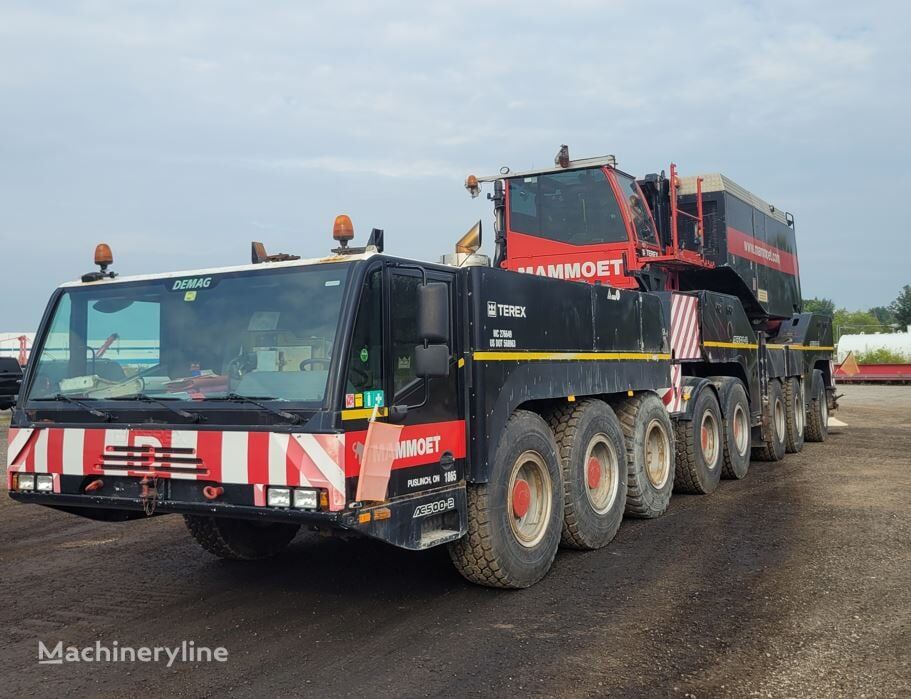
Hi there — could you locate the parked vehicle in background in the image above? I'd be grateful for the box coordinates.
[0,358,22,410]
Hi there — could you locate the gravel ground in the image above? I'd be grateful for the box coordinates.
[0,385,908,698]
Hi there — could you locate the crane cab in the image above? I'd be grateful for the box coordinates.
[495,158,660,289]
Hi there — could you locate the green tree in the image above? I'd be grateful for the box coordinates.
[803,297,835,315]
[856,347,909,364]
[889,285,911,329]
[869,306,896,325]
[834,309,885,339]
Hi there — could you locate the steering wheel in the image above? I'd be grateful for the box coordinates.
[347,365,370,387]
[299,357,332,371]
[226,352,257,380]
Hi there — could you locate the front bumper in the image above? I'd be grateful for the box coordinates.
[9,476,467,551]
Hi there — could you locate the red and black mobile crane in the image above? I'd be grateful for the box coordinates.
[7,146,836,588]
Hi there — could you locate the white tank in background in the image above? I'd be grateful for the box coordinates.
[836,328,911,362]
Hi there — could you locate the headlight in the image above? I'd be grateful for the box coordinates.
[36,475,54,492]
[16,474,36,491]
[293,488,318,510]
[266,487,291,508]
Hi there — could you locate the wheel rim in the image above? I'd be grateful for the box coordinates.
[732,403,749,456]
[774,395,786,441]
[507,450,553,548]
[821,389,828,426]
[794,383,805,436]
[584,434,620,514]
[644,419,671,489]
[700,410,720,470]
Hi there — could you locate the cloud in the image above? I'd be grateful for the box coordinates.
[0,0,908,328]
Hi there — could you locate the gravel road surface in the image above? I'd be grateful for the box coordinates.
[1,385,908,697]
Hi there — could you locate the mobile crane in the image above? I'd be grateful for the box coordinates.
[7,147,836,588]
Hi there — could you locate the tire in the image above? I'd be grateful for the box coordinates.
[614,392,675,518]
[184,515,299,560]
[448,410,563,588]
[753,379,786,462]
[717,380,751,480]
[784,376,805,453]
[549,399,627,550]
[805,369,829,442]
[673,388,723,494]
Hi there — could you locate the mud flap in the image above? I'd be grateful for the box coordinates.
[349,485,467,551]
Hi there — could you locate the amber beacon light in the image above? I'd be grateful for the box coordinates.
[333,215,355,247]
[94,243,114,270]
[82,242,118,282]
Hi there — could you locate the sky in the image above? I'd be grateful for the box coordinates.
[1,0,909,330]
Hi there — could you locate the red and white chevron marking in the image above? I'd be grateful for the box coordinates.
[6,427,347,511]
[669,294,701,360]
[661,294,701,412]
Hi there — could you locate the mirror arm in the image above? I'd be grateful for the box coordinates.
[390,381,430,422]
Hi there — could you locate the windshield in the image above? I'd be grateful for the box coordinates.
[26,264,350,404]
[507,168,629,245]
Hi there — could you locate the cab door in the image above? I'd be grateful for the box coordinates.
[382,267,463,498]
[340,263,464,502]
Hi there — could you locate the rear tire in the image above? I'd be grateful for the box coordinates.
[805,369,829,442]
[448,410,563,588]
[673,389,723,494]
[717,381,751,479]
[753,379,786,462]
[614,392,675,518]
[184,516,299,560]
[549,399,627,550]
[784,377,805,453]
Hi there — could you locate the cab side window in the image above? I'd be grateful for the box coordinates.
[614,171,658,245]
[345,269,383,395]
[390,272,422,397]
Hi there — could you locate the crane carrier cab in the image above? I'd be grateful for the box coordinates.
[8,149,837,588]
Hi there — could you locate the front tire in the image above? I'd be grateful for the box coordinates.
[449,410,563,588]
[184,516,299,560]
[614,392,675,518]
[549,399,627,550]
[673,388,723,494]
[753,379,786,462]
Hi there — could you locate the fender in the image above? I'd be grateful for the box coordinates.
[675,376,719,422]
[703,375,752,420]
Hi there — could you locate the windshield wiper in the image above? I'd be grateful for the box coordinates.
[32,394,112,420]
[207,393,301,424]
[109,393,205,423]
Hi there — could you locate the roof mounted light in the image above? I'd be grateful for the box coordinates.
[82,242,118,283]
[94,243,113,270]
[333,214,355,247]
[465,174,480,198]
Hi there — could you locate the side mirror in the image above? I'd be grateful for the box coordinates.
[414,344,449,378]
[417,283,449,344]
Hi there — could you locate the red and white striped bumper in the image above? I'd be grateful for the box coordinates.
[7,427,347,511]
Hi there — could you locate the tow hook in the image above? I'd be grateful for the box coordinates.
[202,485,224,501]
[139,476,162,516]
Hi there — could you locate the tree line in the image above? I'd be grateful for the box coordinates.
[803,284,910,363]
